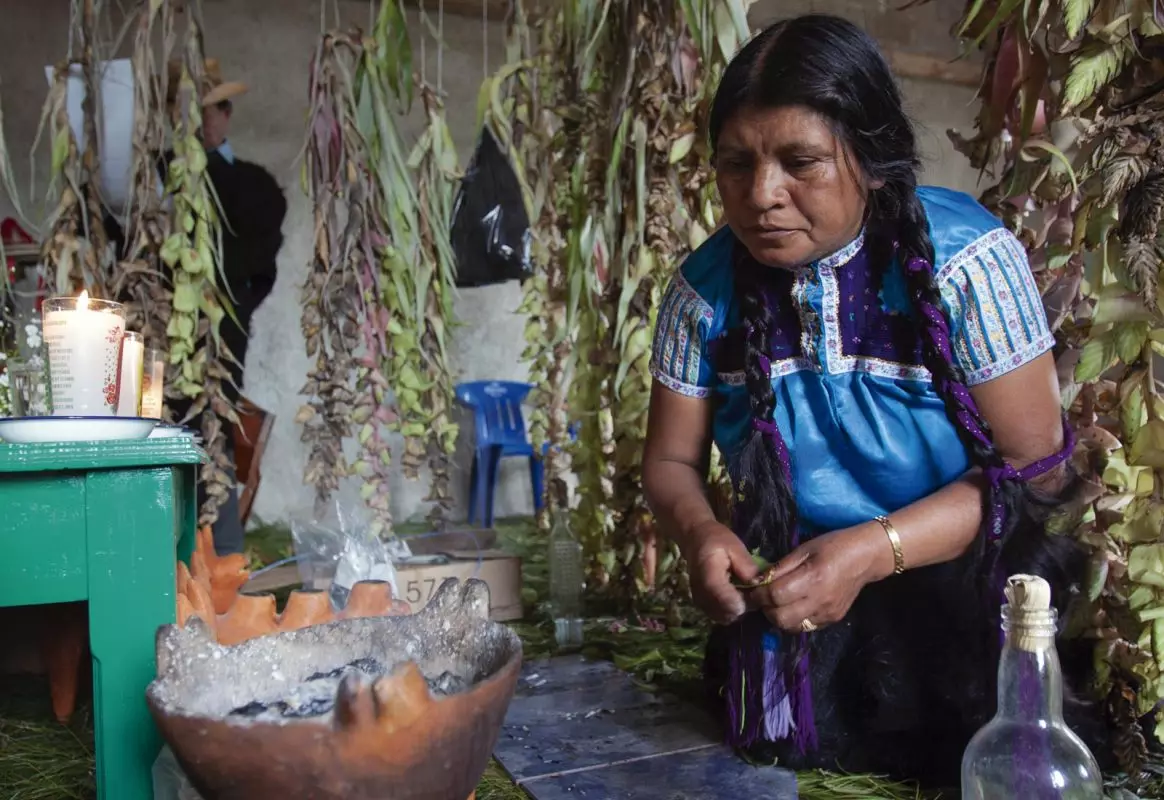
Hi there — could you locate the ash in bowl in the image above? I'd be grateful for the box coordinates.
[227,656,471,723]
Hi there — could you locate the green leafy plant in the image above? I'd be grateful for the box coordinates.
[361,0,460,529]
[160,2,237,526]
[489,0,746,608]
[113,0,177,366]
[300,1,459,533]
[941,0,1164,773]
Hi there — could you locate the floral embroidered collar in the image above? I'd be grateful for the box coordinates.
[809,228,865,271]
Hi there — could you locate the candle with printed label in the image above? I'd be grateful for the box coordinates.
[42,291,126,417]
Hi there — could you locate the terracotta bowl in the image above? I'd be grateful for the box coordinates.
[147,578,522,800]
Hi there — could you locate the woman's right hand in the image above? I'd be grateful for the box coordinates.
[681,521,760,625]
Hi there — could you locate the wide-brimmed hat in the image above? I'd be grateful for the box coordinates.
[166,58,247,108]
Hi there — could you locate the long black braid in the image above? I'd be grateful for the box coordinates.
[736,271,798,556]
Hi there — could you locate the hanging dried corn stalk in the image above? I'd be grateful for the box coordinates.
[407,83,461,527]
[300,30,371,510]
[483,4,576,528]
[37,0,111,295]
[937,0,1164,767]
[491,0,749,608]
[160,0,236,526]
[300,1,460,533]
[113,0,174,355]
[359,0,460,531]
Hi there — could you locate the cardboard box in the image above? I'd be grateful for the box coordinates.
[395,550,523,621]
[245,550,523,622]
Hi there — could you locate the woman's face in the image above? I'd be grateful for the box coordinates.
[715,105,872,269]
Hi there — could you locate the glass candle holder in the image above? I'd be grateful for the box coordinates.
[117,331,145,417]
[7,360,49,417]
[42,292,126,417]
[140,346,167,420]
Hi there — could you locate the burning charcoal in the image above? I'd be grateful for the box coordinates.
[230,701,272,718]
[427,671,468,696]
[279,695,336,718]
[305,657,386,683]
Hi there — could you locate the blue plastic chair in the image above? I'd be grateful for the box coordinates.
[456,381,542,527]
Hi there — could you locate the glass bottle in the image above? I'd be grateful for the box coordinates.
[547,479,584,649]
[961,574,1103,799]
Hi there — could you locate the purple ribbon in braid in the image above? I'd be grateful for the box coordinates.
[725,340,817,754]
[751,353,794,480]
[903,256,1075,539]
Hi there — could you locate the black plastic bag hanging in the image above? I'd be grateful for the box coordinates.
[450,126,532,288]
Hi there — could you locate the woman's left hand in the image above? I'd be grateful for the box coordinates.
[745,522,891,632]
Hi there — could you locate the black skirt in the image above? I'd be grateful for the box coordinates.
[703,553,1109,787]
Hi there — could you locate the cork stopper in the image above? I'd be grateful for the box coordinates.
[1003,574,1054,651]
[1004,574,1052,611]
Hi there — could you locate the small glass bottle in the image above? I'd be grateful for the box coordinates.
[547,478,584,649]
[961,574,1103,799]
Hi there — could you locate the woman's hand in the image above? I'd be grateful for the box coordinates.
[682,521,761,626]
[746,522,889,632]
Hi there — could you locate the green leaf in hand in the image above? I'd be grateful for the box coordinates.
[731,550,773,590]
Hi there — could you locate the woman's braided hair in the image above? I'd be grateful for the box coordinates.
[710,15,1079,597]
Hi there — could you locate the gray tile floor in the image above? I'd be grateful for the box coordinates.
[493,655,798,799]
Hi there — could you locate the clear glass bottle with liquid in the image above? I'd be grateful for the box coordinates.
[961,574,1103,799]
[547,478,584,648]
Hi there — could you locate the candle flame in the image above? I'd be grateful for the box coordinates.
[77,290,90,311]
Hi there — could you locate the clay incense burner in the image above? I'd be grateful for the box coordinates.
[147,578,522,800]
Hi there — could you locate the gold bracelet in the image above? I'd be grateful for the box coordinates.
[874,515,906,575]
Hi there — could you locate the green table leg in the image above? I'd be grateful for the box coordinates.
[174,465,198,565]
[86,467,182,800]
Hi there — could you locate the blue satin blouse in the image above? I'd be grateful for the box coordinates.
[649,186,1053,536]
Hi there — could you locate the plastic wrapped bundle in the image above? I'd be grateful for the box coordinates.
[450,127,532,288]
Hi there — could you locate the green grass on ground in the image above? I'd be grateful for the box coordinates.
[2,517,1162,800]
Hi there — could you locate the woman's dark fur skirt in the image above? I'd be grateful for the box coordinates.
[704,549,1112,788]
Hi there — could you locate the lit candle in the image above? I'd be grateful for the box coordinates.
[117,331,144,417]
[42,291,126,417]
[140,346,166,420]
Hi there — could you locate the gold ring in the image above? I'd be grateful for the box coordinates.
[800,619,818,633]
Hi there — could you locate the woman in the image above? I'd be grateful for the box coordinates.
[643,15,1102,784]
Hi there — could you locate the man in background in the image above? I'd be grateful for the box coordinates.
[168,59,287,556]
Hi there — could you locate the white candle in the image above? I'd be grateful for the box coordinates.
[140,347,166,420]
[42,291,126,417]
[117,332,144,417]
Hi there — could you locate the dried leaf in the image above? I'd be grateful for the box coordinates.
[1122,239,1161,313]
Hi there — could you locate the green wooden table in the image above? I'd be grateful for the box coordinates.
[0,437,201,800]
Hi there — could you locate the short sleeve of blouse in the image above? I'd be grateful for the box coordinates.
[650,271,715,398]
[937,227,1054,386]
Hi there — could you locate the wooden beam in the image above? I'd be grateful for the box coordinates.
[401,0,518,19]
[883,48,983,88]
[399,2,983,88]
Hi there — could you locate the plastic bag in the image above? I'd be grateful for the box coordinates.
[290,498,406,611]
[450,126,532,287]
